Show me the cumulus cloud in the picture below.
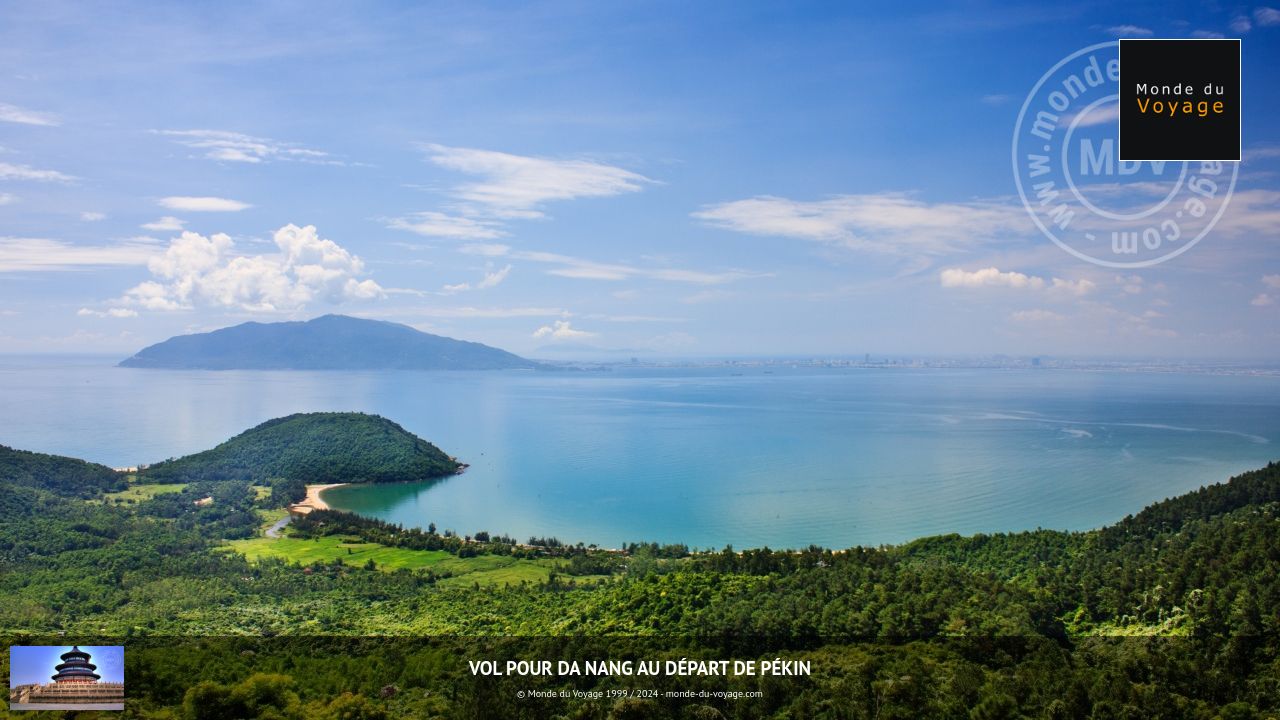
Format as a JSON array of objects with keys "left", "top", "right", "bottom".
[
  {"left": 694, "top": 192, "right": 1024, "bottom": 255},
  {"left": 115, "top": 224, "right": 383, "bottom": 312},
  {"left": 939, "top": 267, "right": 1095, "bottom": 295},
  {"left": 1251, "top": 293, "right": 1274, "bottom": 307},
  {"left": 80, "top": 212, "right": 106, "bottom": 222},
  {"left": 0, "top": 102, "right": 59, "bottom": 126},
  {"left": 533, "top": 320, "right": 595, "bottom": 340},
  {"left": 142, "top": 216, "right": 186, "bottom": 232},
  {"left": 0, "top": 162, "right": 75, "bottom": 182},
  {"left": 1230, "top": 15, "right": 1252, "bottom": 33},
  {"left": 158, "top": 196, "right": 251, "bottom": 212},
  {"left": 156, "top": 129, "right": 337, "bottom": 164},
  {"left": 0, "top": 237, "right": 160, "bottom": 271}
]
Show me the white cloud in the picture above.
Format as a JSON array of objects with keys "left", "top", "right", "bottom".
[
  {"left": 0, "top": 193, "right": 15, "bottom": 205},
  {"left": 80, "top": 212, "right": 106, "bottom": 222},
  {"left": 1010, "top": 309, "right": 1066, "bottom": 323},
  {"left": 1050, "top": 277, "right": 1097, "bottom": 295},
  {"left": 533, "top": 319, "right": 595, "bottom": 340},
  {"left": 477, "top": 264, "right": 511, "bottom": 289},
  {"left": 1105, "top": 24, "right": 1154, "bottom": 36},
  {"left": 142, "top": 216, "right": 186, "bottom": 231},
  {"left": 980, "top": 94, "right": 1010, "bottom": 106},
  {"left": 418, "top": 143, "right": 653, "bottom": 219},
  {"left": 1251, "top": 293, "right": 1274, "bottom": 307},
  {"left": 386, "top": 211, "right": 505, "bottom": 239},
  {"left": 1119, "top": 274, "right": 1144, "bottom": 295},
  {"left": 694, "top": 192, "right": 1023, "bottom": 254},
  {"left": 115, "top": 224, "right": 383, "bottom": 312},
  {"left": 156, "top": 129, "right": 337, "bottom": 164},
  {"left": 1190, "top": 30, "right": 1226, "bottom": 38},
  {"left": 1230, "top": 15, "right": 1252, "bottom": 33},
  {"left": 512, "top": 250, "right": 765, "bottom": 285},
  {"left": 0, "top": 103, "right": 59, "bottom": 126},
  {"left": 459, "top": 243, "right": 511, "bottom": 257},
  {"left": 77, "top": 307, "right": 138, "bottom": 318},
  {"left": 0, "top": 237, "right": 160, "bottom": 271},
  {"left": 940, "top": 267, "right": 1095, "bottom": 295},
  {"left": 0, "top": 162, "right": 75, "bottom": 182},
  {"left": 1263, "top": 274, "right": 1280, "bottom": 289},
  {"left": 1244, "top": 144, "right": 1280, "bottom": 161},
  {"left": 158, "top": 196, "right": 251, "bottom": 212},
  {"left": 440, "top": 264, "right": 513, "bottom": 294},
  {"left": 1254, "top": 7, "right": 1280, "bottom": 26},
  {"left": 1065, "top": 101, "right": 1119, "bottom": 128}
]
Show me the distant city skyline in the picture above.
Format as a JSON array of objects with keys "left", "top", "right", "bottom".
[{"left": 1, "top": 1, "right": 1278, "bottom": 359}]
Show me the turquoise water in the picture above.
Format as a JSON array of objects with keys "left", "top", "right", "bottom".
[{"left": 1, "top": 355, "right": 1277, "bottom": 549}]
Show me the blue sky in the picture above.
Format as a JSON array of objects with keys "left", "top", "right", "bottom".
[
  {"left": 1, "top": 1, "right": 1278, "bottom": 359},
  {"left": 9, "top": 645, "right": 124, "bottom": 686}
]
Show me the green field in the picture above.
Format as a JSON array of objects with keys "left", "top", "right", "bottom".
[
  {"left": 99, "top": 482, "right": 187, "bottom": 504},
  {"left": 224, "top": 534, "right": 573, "bottom": 586}
]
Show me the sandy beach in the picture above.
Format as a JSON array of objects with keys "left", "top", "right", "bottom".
[{"left": 288, "top": 483, "right": 348, "bottom": 514}]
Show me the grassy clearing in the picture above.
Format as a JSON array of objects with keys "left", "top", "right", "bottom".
[
  {"left": 222, "top": 534, "right": 570, "bottom": 586},
  {"left": 99, "top": 482, "right": 187, "bottom": 504}
]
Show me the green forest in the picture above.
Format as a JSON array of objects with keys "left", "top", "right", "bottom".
[{"left": 0, "top": 415, "right": 1277, "bottom": 719}]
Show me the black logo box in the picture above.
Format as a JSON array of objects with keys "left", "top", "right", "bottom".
[{"left": 1119, "top": 38, "right": 1241, "bottom": 162}]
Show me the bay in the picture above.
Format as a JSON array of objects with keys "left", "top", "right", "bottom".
[{"left": 1, "top": 354, "right": 1276, "bottom": 549}]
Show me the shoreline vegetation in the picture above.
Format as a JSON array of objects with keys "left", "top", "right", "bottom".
[{"left": 3, "top": 414, "right": 1280, "bottom": 717}]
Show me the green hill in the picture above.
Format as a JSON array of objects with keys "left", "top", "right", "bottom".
[
  {"left": 0, "top": 444, "right": 124, "bottom": 498},
  {"left": 139, "top": 412, "right": 462, "bottom": 486}
]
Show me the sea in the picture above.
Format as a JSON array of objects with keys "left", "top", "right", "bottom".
[{"left": 2, "top": 354, "right": 1277, "bottom": 550}]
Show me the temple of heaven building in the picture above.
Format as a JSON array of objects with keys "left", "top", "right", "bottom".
[
  {"left": 8, "top": 646, "right": 125, "bottom": 710},
  {"left": 52, "top": 646, "right": 102, "bottom": 682}
]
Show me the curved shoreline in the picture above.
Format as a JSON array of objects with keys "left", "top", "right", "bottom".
[{"left": 287, "top": 483, "right": 348, "bottom": 515}]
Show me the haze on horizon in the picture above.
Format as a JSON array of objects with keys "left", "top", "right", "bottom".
[{"left": 1, "top": 1, "right": 1278, "bottom": 360}]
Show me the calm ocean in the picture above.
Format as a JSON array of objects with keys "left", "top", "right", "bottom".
[{"left": 2, "top": 355, "right": 1277, "bottom": 549}]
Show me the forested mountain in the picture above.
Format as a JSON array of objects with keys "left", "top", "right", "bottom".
[{"left": 118, "top": 314, "right": 543, "bottom": 370}]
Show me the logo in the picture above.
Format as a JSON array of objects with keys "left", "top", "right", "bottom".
[{"left": 1012, "top": 42, "right": 1238, "bottom": 268}]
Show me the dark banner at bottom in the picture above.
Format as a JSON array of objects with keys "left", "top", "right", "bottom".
[{"left": 2, "top": 635, "right": 1275, "bottom": 719}]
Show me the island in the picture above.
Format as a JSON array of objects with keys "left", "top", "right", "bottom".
[{"left": 117, "top": 314, "right": 544, "bottom": 370}]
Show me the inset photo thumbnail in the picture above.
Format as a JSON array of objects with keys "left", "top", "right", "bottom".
[{"left": 8, "top": 645, "right": 125, "bottom": 711}]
